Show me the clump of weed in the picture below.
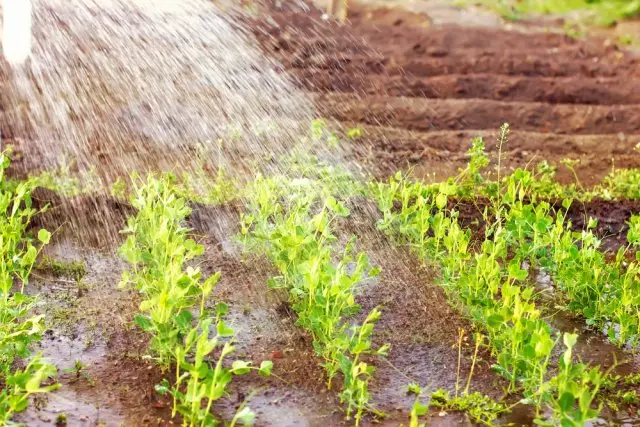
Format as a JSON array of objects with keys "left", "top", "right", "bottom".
[
  {"left": 31, "top": 160, "right": 101, "bottom": 196},
  {"left": 55, "top": 413, "right": 68, "bottom": 426},
  {"left": 429, "top": 388, "right": 505, "bottom": 425},
  {"left": 63, "top": 360, "right": 94, "bottom": 386},
  {"left": 37, "top": 256, "right": 87, "bottom": 282}
]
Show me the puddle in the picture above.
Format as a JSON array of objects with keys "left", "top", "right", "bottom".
[
  {"left": 16, "top": 388, "right": 125, "bottom": 426},
  {"left": 39, "top": 333, "right": 107, "bottom": 371},
  {"left": 529, "top": 264, "right": 640, "bottom": 374}
]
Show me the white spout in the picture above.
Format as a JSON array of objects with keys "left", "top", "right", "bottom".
[{"left": 2, "top": 0, "right": 32, "bottom": 66}]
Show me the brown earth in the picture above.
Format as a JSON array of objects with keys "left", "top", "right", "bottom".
[
  {"left": 19, "top": 194, "right": 489, "bottom": 426},
  {"left": 246, "top": 0, "right": 640, "bottom": 186}
]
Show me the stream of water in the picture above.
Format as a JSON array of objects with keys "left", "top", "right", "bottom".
[
  {"left": 4, "top": 0, "right": 340, "bottom": 422},
  {"left": 3, "top": 0, "right": 322, "bottom": 183},
  {"left": 0, "top": 0, "right": 347, "bottom": 246}
]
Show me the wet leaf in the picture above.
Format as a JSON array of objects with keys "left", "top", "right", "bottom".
[
  {"left": 259, "top": 360, "right": 273, "bottom": 377},
  {"left": 37, "top": 229, "right": 51, "bottom": 244}
]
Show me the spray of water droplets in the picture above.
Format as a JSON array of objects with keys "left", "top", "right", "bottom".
[
  {"left": 0, "top": 0, "right": 358, "bottom": 245},
  {"left": 4, "top": 0, "right": 329, "bottom": 183}
]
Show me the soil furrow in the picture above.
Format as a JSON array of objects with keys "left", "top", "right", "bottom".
[
  {"left": 355, "top": 126, "right": 640, "bottom": 156},
  {"left": 341, "top": 125, "right": 640, "bottom": 184},
  {"left": 317, "top": 93, "right": 640, "bottom": 135},
  {"left": 267, "top": 9, "right": 577, "bottom": 50},
  {"left": 253, "top": 13, "right": 640, "bottom": 80},
  {"left": 293, "top": 72, "right": 640, "bottom": 105},
  {"left": 397, "top": 53, "right": 640, "bottom": 79},
  {"left": 275, "top": 50, "right": 640, "bottom": 79}
]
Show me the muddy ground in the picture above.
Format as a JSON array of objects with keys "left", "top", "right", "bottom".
[{"left": 9, "top": 0, "right": 640, "bottom": 426}]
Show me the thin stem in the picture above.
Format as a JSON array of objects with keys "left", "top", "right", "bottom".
[
  {"left": 465, "top": 334, "right": 482, "bottom": 395},
  {"left": 455, "top": 328, "right": 464, "bottom": 398}
]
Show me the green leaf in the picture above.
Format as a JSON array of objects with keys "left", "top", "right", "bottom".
[
  {"left": 216, "top": 302, "right": 229, "bottom": 317},
  {"left": 558, "top": 391, "right": 575, "bottom": 412},
  {"left": 216, "top": 320, "right": 235, "bottom": 337},
  {"left": 325, "top": 196, "right": 350, "bottom": 217},
  {"left": 259, "top": 360, "right": 273, "bottom": 377},
  {"left": 174, "top": 310, "right": 193, "bottom": 331},
  {"left": 155, "top": 379, "right": 170, "bottom": 395},
  {"left": 508, "top": 261, "right": 528, "bottom": 281},
  {"left": 37, "top": 229, "right": 51, "bottom": 244},
  {"left": 368, "top": 266, "right": 381, "bottom": 277},
  {"left": 487, "top": 314, "right": 505, "bottom": 329},
  {"left": 406, "top": 382, "right": 422, "bottom": 395},
  {"left": 202, "top": 272, "right": 221, "bottom": 295},
  {"left": 221, "top": 341, "right": 235, "bottom": 357},
  {"left": 134, "top": 315, "right": 153, "bottom": 331},
  {"left": 563, "top": 332, "right": 578, "bottom": 350},
  {"left": 436, "top": 193, "right": 447, "bottom": 210},
  {"left": 234, "top": 406, "right": 256, "bottom": 426},
  {"left": 232, "top": 360, "right": 251, "bottom": 375},
  {"left": 376, "top": 343, "right": 390, "bottom": 356},
  {"left": 413, "top": 400, "right": 428, "bottom": 416}
]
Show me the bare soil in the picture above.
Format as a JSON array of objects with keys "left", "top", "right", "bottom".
[{"left": 247, "top": 0, "right": 640, "bottom": 186}]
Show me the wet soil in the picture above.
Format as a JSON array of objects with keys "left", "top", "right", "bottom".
[
  {"left": 566, "top": 198, "right": 640, "bottom": 251},
  {"left": 16, "top": 235, "right": 172, "bottom": 426},
  {"left": 19, "top": 191, "right": 516, "bottom": 426},
  {"left": 343, "top": 204, "right": 515, "bottom": 424},
  {"left": 23, "top": 191, "right": 640, "bottom": 425},
  {"left": 20, "top": 198, "right": 349, "bottom": 426},
  {"left": 243, "top": 2, "right": 640, "bottom": 422}
]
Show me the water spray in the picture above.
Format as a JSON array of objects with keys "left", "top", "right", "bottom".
[{"left": 2, "top": 0, "right": 32, "bottom": 66}]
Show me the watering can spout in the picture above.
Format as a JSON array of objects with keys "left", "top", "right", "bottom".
[{"left": 2, "top": 0, "right": 32, "bottom": 66}]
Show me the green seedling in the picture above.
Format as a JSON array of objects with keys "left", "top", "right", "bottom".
[
  {"left": 429, "top": 388, "right": 505, "bottom": 425},
  {"left": 0, "top": 356, "right": 59, "bottom": 422},
  {"left": 371, "top": 135, "right": 606, "bottom": 423},
  {"left": 406, "top": 382, "right": 422, "bottom": 395},
  {"left": 241, "top": 174, "right": 386, "bottom": 425},
  {"left": 55, "top": 413, "right": 68, "bottom": 426},
  {"left": 409, "top": 399, "right": 428, "bottom": 427},
  {"left": 120, "top": 174, "right": 270, "bottom": 426},
  {"left": 63, "top": 360, "right": 94, "bottom": 386},
  {"left": 0, "top": 150, "right": 58, "bottom": 424},
  {"left": 346, "top": 127, "right": 363, "bottom": 140},
  {"left": 536, "top": 333, "right": 604, "bottom": 426},
  {"left": 406, "top": 383, "right": 427, "bottom": 427},
  {"left": 31, "top": 161, "right": 101, "bottom": 197},
  {"left": 422, "top": 330, "right": 506, "bottom": 425}
]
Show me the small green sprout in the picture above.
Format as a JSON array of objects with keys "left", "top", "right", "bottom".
[{"left": 55, "top": 413, "right": 68, "bottom": 426}]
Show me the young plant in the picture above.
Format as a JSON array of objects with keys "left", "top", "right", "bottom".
[
  {"left": 0, "top": 150, "right": 58, "bottom": 423},
  {"left": 429, "top": 388, "right": 505, "bottom": 425},
  {"left": 120, "top": 174, "right": 270, "bottom": 426},
  {"left": 241, "top": 175, "right": 386, "bottom": 425},
  {"left": 535, "top": 334, "right": 605, "bottom": 426},
  {"left": 63, "top": 360, "right": 94, "bottom": 386},
  {"left": 406, "top": 383, "right": 427, "bottom": 427},
  {"left": 371, "top": 141, "right": 603, "bottom": 423}
]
